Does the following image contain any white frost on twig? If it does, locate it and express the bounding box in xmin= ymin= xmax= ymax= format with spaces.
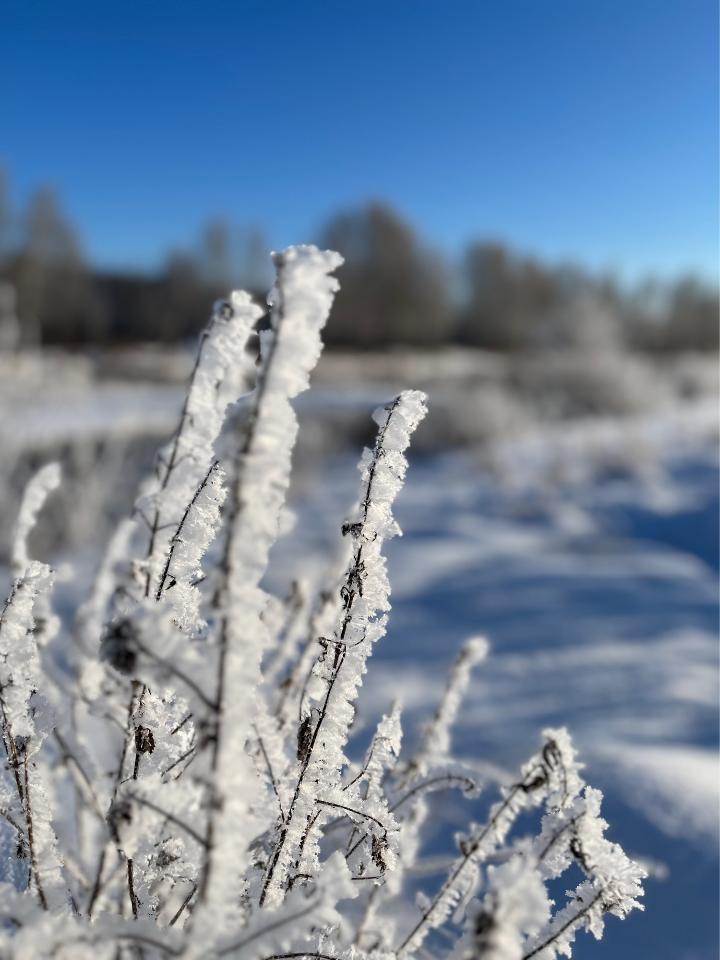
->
xmin=12 ymin=463 xmax=61 ymax=575
xmin=195 ymin=245 xmax=343 ymax=931
xmin=0 ymin=245 xmax=645 ymax=960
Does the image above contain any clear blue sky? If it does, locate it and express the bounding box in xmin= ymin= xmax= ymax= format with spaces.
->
xmin=2 ymin=0 xmax=717 ymax=280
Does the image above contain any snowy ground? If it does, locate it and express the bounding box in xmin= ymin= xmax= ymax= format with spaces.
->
xmin=1 ymin=349 xmax=717 ymax=958
xmin=269 ymin=405 xmax=719 ymax=960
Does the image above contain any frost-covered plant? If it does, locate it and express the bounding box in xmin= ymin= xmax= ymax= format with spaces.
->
xmin=0 ymin=245 xmax=645 ymax=959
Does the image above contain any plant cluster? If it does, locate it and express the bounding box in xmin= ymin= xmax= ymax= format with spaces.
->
xmin=0 ymin=246 xmax=644 ymax=959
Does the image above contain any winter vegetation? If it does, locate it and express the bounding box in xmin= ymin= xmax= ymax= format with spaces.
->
xmin=0 ymin=246 xmax=649 ymax=959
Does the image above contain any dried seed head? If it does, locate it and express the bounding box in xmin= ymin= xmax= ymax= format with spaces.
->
xmin=296 ymin=714 xmax=314 ymax=764
xmin=135 ymin=725 xmax=155 ymax=754
xmin=100 ymin=618 xmax=138 ymax=675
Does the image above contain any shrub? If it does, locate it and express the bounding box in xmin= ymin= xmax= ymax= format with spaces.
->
xmin=0 ymin=246 xmax=644 ymax=958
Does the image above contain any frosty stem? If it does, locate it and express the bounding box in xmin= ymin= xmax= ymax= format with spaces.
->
xmin=259 ymin=392 xmax=427 ymax=907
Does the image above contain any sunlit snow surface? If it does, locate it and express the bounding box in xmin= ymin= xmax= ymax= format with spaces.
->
xmin=27 ymin=394 xmax=718 ymax=959
xmin=271 ymin=409 xmax=718 ymax=960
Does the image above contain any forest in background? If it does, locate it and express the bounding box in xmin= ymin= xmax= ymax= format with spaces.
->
xmin=0 ymin=169 xmax=717 ymax=353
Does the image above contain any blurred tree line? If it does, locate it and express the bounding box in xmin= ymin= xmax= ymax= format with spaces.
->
xmin=0 ymin=169 xmax=716 ymax=353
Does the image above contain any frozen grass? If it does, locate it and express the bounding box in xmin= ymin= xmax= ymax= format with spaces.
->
xmin=0 ymin=274 xmax=716 ymax=957
xmin=269 ymin=424 xmax=717 ymax=960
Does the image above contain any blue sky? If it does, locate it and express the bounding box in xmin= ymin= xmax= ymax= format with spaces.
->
xmin=2 ymin=0 xmax=717 ymax=280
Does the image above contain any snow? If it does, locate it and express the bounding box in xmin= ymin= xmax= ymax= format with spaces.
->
xmin=0 ymin=332 xmax=716 ymax=958
xmin=599 ymin=742 xmax=718 ymax=844
xmin=12 ymin=463 xmax=61 ymax=573
xmin=267 ymin=400 xmax=717 ymax=960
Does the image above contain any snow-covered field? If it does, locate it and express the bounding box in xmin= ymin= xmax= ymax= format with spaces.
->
xmin=269 ymin=404 xmax=718 ymax=960
xmin=1 ymin=349 xmax=717 ymax=958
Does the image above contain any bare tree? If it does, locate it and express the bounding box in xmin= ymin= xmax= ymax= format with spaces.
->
xmin=11 ymin=188 xmax=106 ymax=344
xmin=458 ymin=243 xmax=560 ymax=351
xmin=322 ymin=203 xmax=453 ymax=347
xmin=628 ymin=276 xmax=719 ymax=353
